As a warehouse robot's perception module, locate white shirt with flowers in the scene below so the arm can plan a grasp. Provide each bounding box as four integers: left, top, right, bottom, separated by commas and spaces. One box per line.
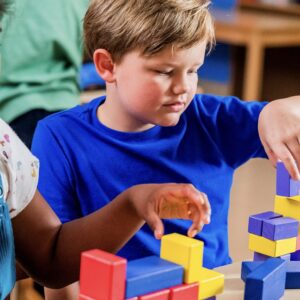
0, 118, 39, 218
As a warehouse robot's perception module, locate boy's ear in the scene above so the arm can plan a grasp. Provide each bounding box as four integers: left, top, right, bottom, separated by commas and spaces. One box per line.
93, 49, 116, 83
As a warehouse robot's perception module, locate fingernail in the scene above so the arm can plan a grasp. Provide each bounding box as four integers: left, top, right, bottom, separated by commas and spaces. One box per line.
189, 229, 198, 237
154, 230, 162, 240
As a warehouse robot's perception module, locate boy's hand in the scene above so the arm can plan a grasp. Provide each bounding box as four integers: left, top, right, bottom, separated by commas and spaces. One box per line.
129, 183, 211, 240
258, 96, 300, 180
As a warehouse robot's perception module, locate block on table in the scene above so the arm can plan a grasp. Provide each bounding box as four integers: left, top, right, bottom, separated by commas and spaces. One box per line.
262, 217, 299, 240
161, 233, 203, 283
248, 211, 281, 236
169, 282, 199, 300
79, 249, 126, 300
276, 161, 290, 196
249, 233, 296, 257
126, 256, 183, 298
244, 258, 287, 300
197, 267, 224, 300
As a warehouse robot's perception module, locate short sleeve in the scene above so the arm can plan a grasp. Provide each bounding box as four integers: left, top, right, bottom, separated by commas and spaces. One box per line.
0, 119, 39, 218
31, 120, 81, 223
195, 95, 267, 168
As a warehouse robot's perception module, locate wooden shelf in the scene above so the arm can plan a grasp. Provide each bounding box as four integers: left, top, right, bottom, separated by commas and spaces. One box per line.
240, 0, 300, 16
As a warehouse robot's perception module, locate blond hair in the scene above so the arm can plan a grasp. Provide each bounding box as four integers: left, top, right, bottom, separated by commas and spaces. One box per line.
84, 0, 215, 62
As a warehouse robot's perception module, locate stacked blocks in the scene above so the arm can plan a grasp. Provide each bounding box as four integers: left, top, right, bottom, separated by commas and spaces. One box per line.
243, 162, 300, 299
161, 233, 224, 299
79, 233, 224, 299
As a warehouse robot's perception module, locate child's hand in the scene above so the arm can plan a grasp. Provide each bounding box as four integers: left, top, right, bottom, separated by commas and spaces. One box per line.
128, 183, 211, 239
258, 96, 300, 180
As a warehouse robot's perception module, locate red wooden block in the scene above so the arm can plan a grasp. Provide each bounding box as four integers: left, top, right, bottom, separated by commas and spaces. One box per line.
138, 289, 170, 300
79, 249, 127, 300
169, 283, 199, 300
79, 295, 95, 300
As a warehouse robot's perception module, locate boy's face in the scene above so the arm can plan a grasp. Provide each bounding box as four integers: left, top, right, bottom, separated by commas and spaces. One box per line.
104, 41, 206, 132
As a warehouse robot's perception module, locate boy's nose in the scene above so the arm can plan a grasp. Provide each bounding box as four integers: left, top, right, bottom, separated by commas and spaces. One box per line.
172, 76, 189, 95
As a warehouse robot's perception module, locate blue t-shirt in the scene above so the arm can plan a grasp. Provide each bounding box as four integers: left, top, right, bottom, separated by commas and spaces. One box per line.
32, 94, 267, 268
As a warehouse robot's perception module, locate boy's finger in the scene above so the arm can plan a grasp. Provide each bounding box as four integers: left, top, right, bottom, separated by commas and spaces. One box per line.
275, 145, 300, 180
145, 212, 164, 240
285, 139, 300, 180
188, 221, 204, 238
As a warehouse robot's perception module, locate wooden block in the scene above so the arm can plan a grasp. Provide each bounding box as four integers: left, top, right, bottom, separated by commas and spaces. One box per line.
248, 211, 281, 236
276, 161, 290, 196
244, 258, 287, 300
248, 233, 296, 257
138, 289, 170, 300
242, 260, 300, 289
241, 261, 262, 282
290, 179, 300, 197
79, 295, 95, 300
79, 249, 126, 300
296, 233, 300, 251
274, 195, 300, 221
126, 256, 183, 298
253, 252, 290, 261
262, 217, 299, 240
169, 283, 199, 300
197, 268, 224, 300
288, 195, 300, 201
160, 233, 203, 283
291, 249, 300, 261
286, 261, 300, 289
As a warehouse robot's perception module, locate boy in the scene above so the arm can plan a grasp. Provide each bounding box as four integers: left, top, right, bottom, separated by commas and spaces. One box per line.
32, 0, 300, 272
0, 2, 211, 298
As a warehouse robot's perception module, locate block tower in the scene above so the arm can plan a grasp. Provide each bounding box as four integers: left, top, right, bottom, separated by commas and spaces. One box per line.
79, 233, 224, 300
242, 161, 300, 299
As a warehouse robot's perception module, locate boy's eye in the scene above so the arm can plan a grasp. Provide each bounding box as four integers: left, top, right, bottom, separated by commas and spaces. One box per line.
188, 69, 199, 74
154, 70, 173, 75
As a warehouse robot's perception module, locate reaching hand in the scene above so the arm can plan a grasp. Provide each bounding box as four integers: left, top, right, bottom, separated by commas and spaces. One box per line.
258, 96, 300, 180
128, 183, 211, 240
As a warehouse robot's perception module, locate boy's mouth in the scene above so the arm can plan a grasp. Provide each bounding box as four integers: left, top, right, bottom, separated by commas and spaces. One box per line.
163, 101, 185, 112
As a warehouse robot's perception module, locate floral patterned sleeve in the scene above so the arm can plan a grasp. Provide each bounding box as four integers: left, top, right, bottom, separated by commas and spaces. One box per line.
0, 119, 39, 218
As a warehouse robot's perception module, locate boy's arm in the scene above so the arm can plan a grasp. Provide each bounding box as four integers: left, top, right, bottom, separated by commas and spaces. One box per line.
258, 96, 300, 180
12, 189, 143, 288
12, 183, 210, 288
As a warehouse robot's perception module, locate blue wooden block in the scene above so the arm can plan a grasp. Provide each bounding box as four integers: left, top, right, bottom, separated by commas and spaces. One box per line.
125, 256, 183, 298
248, 211, 282, 235
291, 249, 300, 261
253, 252, 269, 262
244, 258, 287, 300
241, 261, 262, 282
276, 161, 291, 196
290, 179, 300, 197
253, 252, 291, 262
262, 217, 299, 241
286, 261, 300, 289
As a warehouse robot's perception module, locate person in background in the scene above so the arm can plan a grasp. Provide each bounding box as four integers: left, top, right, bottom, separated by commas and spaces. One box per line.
0, 0, 89, 148
32, 0, 300, 298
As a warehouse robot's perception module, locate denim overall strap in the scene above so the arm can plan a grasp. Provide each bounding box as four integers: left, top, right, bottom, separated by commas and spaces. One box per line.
0, 175, 16, 300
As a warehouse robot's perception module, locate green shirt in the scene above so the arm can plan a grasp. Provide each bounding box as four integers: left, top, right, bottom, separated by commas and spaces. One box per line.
0, 0, 89, 122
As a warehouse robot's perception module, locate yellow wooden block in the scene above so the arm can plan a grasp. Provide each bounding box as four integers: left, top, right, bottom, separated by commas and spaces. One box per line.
197, 267, 224, 300
288, 195, 300, 202
160, 233, 203, 283
274, 195, 300, 221
248, 233, 296, 257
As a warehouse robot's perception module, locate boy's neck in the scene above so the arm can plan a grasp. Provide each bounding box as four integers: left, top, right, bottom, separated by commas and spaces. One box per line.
97, 93, 155, 133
